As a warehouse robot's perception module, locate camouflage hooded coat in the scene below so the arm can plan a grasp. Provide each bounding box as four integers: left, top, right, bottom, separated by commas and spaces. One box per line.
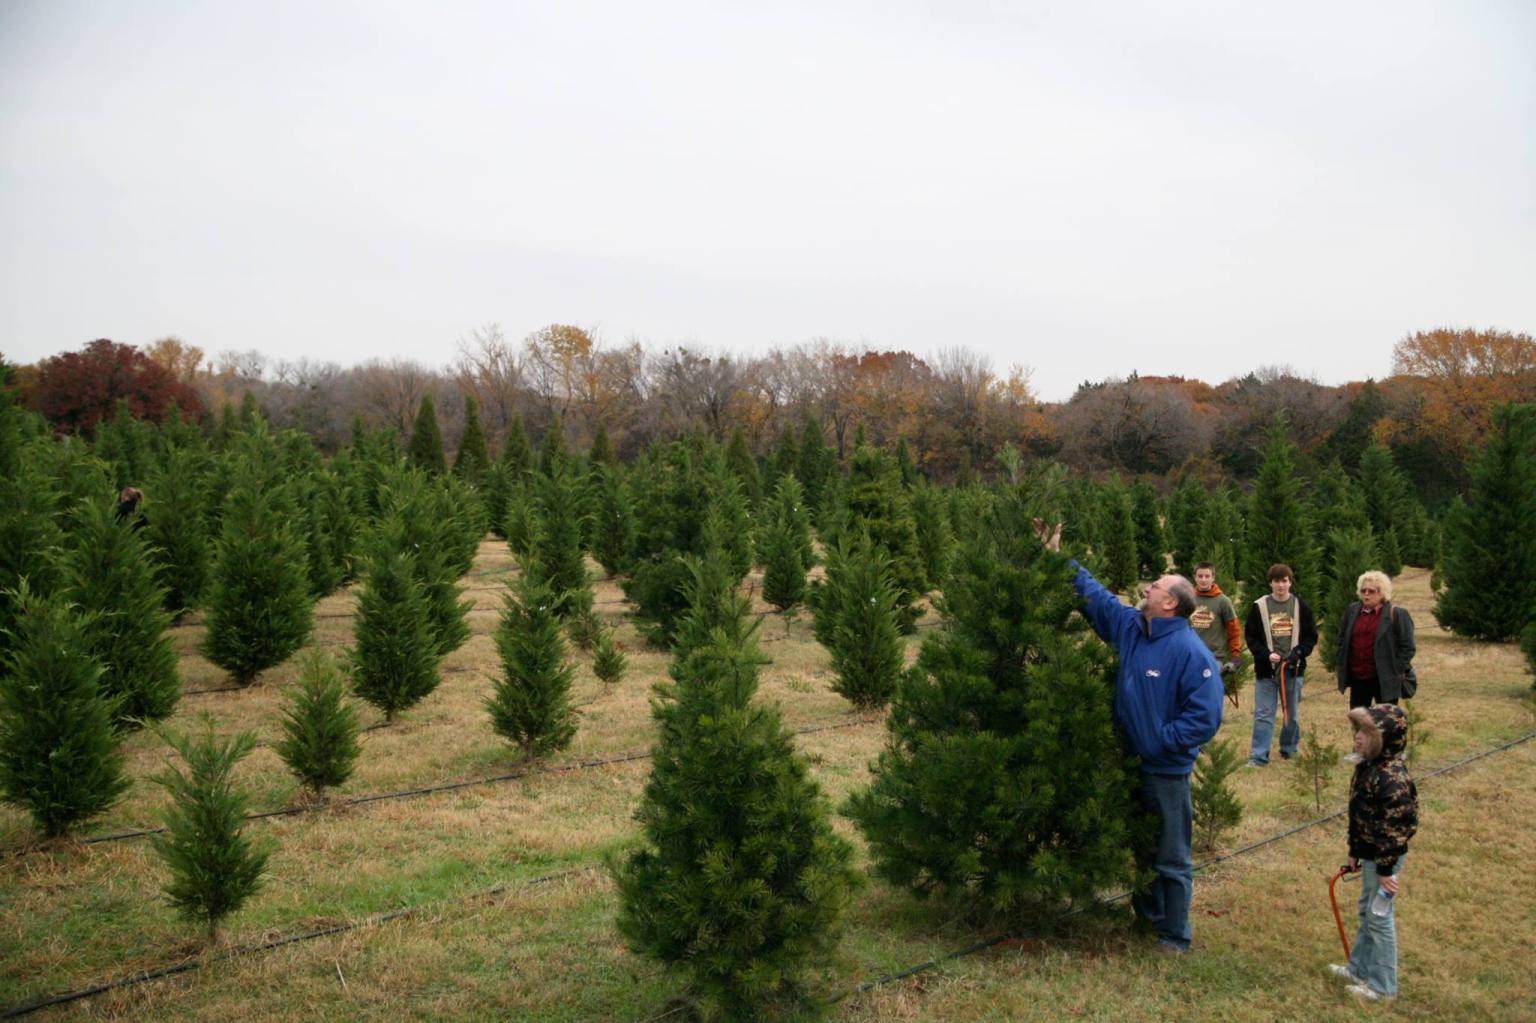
1347, 704, 1419, 875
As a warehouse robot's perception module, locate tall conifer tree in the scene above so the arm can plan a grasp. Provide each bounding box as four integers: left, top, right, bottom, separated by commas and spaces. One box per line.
408, 394, 447, 475
453, 393, 490, 481
487, 566, 578, 759
64, 496, 180, 725
846, 485, 1139, 915
351, 541, 441, 722
1434, 403, 1536, 640
1244, 415, 1320, 591
0, 584, 128, 837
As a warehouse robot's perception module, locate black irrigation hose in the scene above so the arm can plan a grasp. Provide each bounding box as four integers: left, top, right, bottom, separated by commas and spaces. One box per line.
75, 717, 876, 848
0, 866, 594, 1019
831, 728, 1536, 1008
10, 730, 1531, 1020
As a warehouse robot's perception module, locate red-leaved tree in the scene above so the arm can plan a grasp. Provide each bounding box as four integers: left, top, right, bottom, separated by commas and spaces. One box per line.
27, 339, 203, 436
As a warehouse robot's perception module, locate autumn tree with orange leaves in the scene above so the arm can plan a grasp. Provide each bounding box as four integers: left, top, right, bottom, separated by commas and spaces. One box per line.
1392, 328, 1536, 458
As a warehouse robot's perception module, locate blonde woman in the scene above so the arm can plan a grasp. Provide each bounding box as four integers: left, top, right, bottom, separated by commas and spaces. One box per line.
1335, 570, 1417, 709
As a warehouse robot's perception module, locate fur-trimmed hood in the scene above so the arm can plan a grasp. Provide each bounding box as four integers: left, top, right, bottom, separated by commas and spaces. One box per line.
1349, 704, 1408, 761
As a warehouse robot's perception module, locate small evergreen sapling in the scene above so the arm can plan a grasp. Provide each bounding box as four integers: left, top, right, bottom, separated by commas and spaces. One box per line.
1290, 724, 1340, 813
758, 516, 807, 613
487, 569, 578, 759
408, 393, 447, 474
0, 584, 128, 838
150, 718, 271, 944
274, 652, 362, 799
592, 627, 628, 689
1192, 739, 1244, 854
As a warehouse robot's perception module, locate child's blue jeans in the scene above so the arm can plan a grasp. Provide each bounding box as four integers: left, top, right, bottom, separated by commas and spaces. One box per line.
1348, 857, 1403, 997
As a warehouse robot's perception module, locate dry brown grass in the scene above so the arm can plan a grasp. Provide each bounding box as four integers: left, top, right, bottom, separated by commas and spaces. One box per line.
2, 546, 1533, 1021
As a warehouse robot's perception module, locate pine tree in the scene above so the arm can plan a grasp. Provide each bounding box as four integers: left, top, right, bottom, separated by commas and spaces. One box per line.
501, 412, 534, 476
1192, 739, 1243, 855
503, 481, 537, 559
1356, 444, 1412, 541
538, 412, 570, 476
1310, 460, 1369, 574
481, 461, 516, 541
588, 420, 617, 469
614, 628, 859, 1021
815, 534, 905, 709
706, 472, 754, 583
759, 516, 807, 613
1434, 404, 1536, 640
0, 584, 128, 838
63, 496, 181, 726
381, 474, 473, 657
623, 442, 717, 647
766, 428, 798, 486
590, 464, 636, 578
671, 544, 752, 665
0, 453, 67, 654
144, 444, 212, 618
909, 479, 954, 589
845, 484, 1140, 916
453, 393, 490, 481
795, 415, 832, 517
487, 567, 577, 759
350, 541, 441, 722
1290, 724, 1340, 813
1131, 480, 1166, 578
202, 470, 314, 687
274, 652, 362, 799
408, 394, 447, 475
844, 444, 927, 632
895, 437, 918, 488
1099, 479, 1139, 595
592, 627, 628, 689
1244, 415, 1320, 591
724, 425, 763, 509
530, 460, 591, 607
150, 718, 271, 943
1379, 525, 1403, 579
1167, 475, 1209, 581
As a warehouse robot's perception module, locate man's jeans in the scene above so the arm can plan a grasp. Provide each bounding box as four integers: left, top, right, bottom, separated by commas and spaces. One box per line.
1348, 857, 1403, 997
1250, 673, 1303, 764
1133, 771, 1194, 949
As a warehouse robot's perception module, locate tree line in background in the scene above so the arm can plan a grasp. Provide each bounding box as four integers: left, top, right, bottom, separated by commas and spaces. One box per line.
9, 325, 1536, 508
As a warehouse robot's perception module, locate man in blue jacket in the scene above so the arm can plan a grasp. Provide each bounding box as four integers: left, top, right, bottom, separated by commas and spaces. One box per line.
1038, 520, 1224, 953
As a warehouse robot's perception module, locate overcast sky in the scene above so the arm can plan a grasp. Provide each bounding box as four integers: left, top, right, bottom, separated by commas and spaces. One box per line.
3, 1, 1532, 401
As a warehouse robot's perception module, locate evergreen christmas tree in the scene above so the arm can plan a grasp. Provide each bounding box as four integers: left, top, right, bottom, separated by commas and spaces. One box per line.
623, 442, 716, 647
895, 437, 918, 488
671, 540, 753, 665
0, 583, 128, 838
274, 652, 362, 799
1167, 475, 1210, 581
503, 480, 537, 559
759, 515, 807, 613
501, 412, 534, 476
1356, 444, 1413, 541
1244, 415, 1320, 591
1099, 479, 1139, 595
592, 627, 628, 688
706, 471, 754, 583
588, 420, 617, 468
1309, 460, 1369, 575
144, 444, 212, 618
0, 454, 66, 654
815, 534, 905, 709
408, 394, 447, 475
795, 415, 833, 518
766, 427, 798, 485
1290, 724, 1340, 813
844, 444, 927, 632
724, 424, 763, 509
1317, 526, 1378, 673
909, 479, 954, 589
486, 566, 578, 759
590, 464, 636, 578
1434, 404, 1536, 640
1192, 739, 1243, 854
845, 485, 1140, 916
1131, 480, 1166, 579
63, 496, 181, 726
453, 393, 490, 481
381, 475, 473, 657
538, 411, 570, 476
530, 459, 592, 606
202, 469, 314, 686
614, 626, 859, 1021
150, 718, 271, 943
1379, 525, 1403, 579
481, 460, 516, 541
350, 540, 442, 722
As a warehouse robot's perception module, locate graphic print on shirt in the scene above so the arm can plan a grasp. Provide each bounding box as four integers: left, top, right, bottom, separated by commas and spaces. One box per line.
1189, 605, 1215, 631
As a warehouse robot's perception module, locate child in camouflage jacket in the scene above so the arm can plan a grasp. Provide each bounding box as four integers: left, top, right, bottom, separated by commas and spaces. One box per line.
1330, 704, 1418, 1000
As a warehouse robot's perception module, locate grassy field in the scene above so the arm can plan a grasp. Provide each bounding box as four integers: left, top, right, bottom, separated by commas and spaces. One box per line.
3, 547, 1534, 1022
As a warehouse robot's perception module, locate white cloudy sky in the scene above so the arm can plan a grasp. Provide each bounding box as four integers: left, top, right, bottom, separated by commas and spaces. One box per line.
2, 0, 1532, 400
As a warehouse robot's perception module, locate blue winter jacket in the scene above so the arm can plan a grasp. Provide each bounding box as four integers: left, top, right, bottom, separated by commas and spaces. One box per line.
1072, 563, 1225, 776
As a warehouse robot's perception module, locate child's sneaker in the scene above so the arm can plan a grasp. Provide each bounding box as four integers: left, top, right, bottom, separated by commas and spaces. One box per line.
1327, 963, 1359, 982
1346, 982, 1391, 1001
